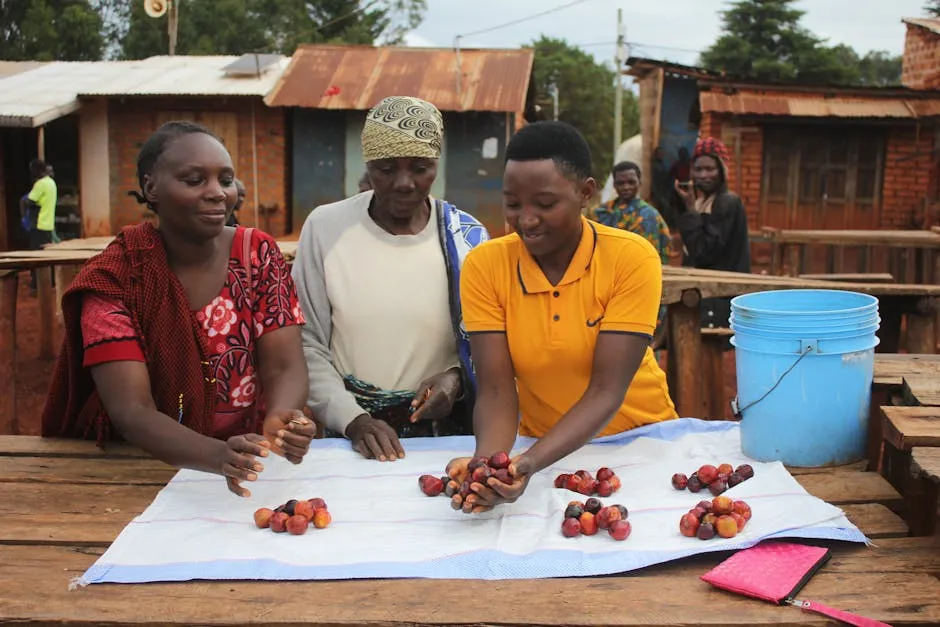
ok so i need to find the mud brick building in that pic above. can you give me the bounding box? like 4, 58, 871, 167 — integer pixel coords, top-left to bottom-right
627, 17, 940, 241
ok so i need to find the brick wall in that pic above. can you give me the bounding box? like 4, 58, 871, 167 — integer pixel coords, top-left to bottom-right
903, 23, 940, 90
108, 97, 289, 236
881, 125, 934, 228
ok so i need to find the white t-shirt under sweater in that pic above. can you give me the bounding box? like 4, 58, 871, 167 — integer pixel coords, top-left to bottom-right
292, 191, 459, 434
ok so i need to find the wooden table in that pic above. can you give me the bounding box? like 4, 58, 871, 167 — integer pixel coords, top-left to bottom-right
4, 248, 940, 430
763, 228, 940, 284
1, 435, 938, 626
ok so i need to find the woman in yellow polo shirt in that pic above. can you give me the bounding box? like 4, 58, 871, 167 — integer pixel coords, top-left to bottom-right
449, 121, 677, 513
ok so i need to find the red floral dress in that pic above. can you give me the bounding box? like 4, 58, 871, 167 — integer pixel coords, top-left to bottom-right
80, 227, 305, 438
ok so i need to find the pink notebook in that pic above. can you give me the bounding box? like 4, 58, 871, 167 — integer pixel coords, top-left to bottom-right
701, 541, 892, 626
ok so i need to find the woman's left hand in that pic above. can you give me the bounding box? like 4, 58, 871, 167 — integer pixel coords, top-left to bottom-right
410, 367, 462, 423
452, 455, 534, 514
262, 409, 316, 464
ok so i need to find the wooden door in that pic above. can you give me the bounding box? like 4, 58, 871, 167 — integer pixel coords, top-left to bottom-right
156, 111, 240, 166
762, 126, 883, 230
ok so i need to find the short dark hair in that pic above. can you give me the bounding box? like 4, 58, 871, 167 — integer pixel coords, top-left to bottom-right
29, 158, 47, 178
612, 161, 640, 178
505, 121, 593, 180
129, 121, 221, 209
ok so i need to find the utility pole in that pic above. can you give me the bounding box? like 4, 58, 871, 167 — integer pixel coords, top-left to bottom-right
613, 8, 625, 164
168, 0, 179, 55
549, 82, 559, 120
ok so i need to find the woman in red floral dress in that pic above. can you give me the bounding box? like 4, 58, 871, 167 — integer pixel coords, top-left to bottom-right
43, 121, 314, 498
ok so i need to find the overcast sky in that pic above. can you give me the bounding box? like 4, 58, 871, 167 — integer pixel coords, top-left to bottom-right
405, 0, 930, 72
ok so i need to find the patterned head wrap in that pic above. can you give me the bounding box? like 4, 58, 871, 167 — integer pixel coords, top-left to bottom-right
361, 96, 444, 162
693, 137, 731, 165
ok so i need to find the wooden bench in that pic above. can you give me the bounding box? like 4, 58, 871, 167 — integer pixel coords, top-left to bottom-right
881, 406, 940, 535
798, 273, 895, 283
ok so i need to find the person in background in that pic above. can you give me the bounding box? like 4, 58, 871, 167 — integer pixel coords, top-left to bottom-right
225, 179, 246, 227
357, 171, 372, 193
41, 121, 315, 498
26, 158, 57, 290
674, 136, 751, 329
293, 96, 489, 462
588, 161, 671, 348
447, 121, 677, 514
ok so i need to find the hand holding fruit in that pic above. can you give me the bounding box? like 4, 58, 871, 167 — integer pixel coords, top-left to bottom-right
445, 452, 530, 514
262, 409, 316, 464
220, 433, 271, 498
410, 368, 462, 424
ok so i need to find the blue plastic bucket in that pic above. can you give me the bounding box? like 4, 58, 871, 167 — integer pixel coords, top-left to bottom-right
730, 290, 880, 467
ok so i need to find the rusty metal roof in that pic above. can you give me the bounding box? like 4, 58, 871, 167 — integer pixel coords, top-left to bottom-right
903, 17, 940, 36
700, 91, 940, 119
265, 45, 533, 113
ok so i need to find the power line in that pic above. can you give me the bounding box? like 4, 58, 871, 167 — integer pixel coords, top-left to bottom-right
456, 0, 592, 40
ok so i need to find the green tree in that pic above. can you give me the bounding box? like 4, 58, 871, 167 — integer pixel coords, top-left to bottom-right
0, 0, 103, 61
926, 1, 940, 17
700, 0, 859, 85
528, 36, 640, 180
858, 50, 903, 86
111, 0, 426, 59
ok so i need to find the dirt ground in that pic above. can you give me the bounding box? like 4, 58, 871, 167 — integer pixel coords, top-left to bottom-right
10, 270, 739, 435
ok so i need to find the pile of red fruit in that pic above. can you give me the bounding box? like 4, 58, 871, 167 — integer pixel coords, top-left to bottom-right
553, 467, 621, 497
679, 496, 752, 540
671, 463, 754, 497
418, 451, 513, 498
254, 498, 331, 535
561, 497, 632, 541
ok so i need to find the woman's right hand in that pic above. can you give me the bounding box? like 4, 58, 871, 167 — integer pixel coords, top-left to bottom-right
220, 434, 271, 497
674, 179, 695, 210
346, 414, 405, 461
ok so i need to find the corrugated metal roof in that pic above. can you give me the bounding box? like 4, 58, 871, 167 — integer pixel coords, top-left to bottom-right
0, 61, 47, 79
903, 17, 940, 36
0, 55, 288, 128
79, 55, 288, 97
265, 45, 534, 113
700, 91, 940, 119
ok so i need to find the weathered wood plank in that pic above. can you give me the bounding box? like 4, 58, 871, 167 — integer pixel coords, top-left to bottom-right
0, 483, 160, 546
786, 460, 868, 475
0, 456, 175, 485
0, 436, 149, 458
1, 544, 937, 626
882, 406, 940, 451
840, 503, 908, 538
903, 375, 940, 406
873, 354, 940, 387
795, 471, 902, 506
0, 271, 17, 435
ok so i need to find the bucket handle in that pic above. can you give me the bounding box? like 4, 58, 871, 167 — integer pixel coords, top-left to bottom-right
731, 343, 814, 419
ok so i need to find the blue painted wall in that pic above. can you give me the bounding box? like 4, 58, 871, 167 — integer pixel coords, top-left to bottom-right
658, 76, 699, 171
290, 109, 346, 228
442, 111, 508, 237
289, 108, 510, 236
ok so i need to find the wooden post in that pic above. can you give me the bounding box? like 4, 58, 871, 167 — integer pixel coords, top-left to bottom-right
37, 266, 54, 359
667, 289, 703, 418
0, 272, 18, 435
907, 297, 938, 355
877, 297, 904, 354
54, 264, 80, 326
786, 244, 800, 277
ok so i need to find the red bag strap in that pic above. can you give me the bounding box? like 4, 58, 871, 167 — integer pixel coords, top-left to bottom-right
788, 599, 892, 627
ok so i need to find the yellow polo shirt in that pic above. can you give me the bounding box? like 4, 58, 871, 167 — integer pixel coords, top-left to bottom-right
461, 217, 677, 438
